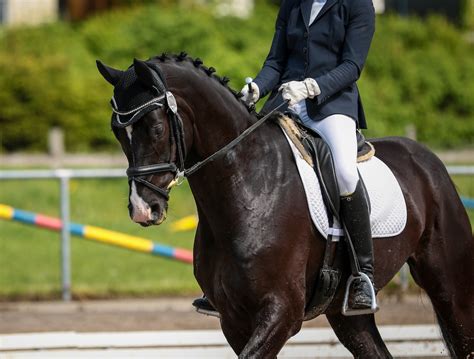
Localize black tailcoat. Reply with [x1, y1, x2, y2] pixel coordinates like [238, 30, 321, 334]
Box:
[254, 0, 375, 128]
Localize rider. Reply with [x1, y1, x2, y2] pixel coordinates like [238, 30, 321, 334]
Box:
[194, 0, 376, 313]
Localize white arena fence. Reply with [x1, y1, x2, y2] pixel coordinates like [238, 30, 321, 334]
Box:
[0, 325, 448, 358]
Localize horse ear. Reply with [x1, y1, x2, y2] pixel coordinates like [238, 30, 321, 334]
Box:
[133, 58, 156, 89]
[96, 60, 123, 86]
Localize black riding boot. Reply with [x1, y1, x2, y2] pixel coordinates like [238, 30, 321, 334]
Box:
[340, 180, 375, 309]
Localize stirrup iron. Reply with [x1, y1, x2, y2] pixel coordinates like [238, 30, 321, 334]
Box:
[195, 307, 221, 318]
[342, 272, 379, 316]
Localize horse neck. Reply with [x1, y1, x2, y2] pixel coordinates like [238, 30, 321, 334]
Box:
[163, 62, 254, 159]
[164, 61, 283, 232]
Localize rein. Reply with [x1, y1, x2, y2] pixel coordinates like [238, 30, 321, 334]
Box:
[183, 101, 287, 177]
[111, 62, 286, 200]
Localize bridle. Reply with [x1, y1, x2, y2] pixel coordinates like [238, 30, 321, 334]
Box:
[111, 62, 187, 201]
[111, 61, 286, 201]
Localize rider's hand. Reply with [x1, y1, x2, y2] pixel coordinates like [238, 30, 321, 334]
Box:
[279, 78, 321, 106]
[240, 82, 260, 105]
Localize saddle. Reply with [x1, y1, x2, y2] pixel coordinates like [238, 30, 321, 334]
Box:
[279, 113, 374, 220]
[277, 113, 375, 320]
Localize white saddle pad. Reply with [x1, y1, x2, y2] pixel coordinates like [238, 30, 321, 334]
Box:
[283, 132, 407, 239]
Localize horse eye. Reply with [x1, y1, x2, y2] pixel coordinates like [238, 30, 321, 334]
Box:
[152, 123, 164, 136]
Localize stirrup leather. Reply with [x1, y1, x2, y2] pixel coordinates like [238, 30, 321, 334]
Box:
[342, 272, 379, 316]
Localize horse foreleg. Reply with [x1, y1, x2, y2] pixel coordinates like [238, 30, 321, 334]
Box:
[326, 312, 392, 358]
[227, 296, 304, 358]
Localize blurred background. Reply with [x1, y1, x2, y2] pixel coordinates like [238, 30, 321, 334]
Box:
[0, 0, 473, 341]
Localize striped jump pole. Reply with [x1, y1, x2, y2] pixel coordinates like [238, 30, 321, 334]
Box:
[0, 204, 193, 264]
[170, 215, 198, 232]
[461, 196, 474, 209]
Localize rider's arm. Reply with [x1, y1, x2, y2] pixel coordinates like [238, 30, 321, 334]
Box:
[253, 0, 294, 98]
[312, 0, 375, 105]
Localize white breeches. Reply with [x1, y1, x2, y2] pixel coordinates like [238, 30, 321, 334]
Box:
[291, 102, 359, 196]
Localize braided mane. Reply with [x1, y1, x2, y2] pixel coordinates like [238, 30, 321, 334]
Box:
[149, 52, 255, 114]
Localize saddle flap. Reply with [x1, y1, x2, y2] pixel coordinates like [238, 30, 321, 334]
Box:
[277, 114, 340, 219]
[305, 136, 341, 219]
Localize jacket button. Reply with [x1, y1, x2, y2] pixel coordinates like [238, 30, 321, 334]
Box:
[303, 47, 307, 54]
[304, 32, 308, 38]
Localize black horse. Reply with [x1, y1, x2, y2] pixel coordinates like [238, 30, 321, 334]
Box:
[97, 54, 473, 358]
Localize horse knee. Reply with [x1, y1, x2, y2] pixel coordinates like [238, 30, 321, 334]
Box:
[238, 298, 304, 358]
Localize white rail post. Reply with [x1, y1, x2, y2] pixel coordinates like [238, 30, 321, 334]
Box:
[400, 263, 409, 291]
[58, 170, 71, 301]
[48, 128, 65, 168]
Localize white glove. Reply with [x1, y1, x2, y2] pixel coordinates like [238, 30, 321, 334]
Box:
[240, 82, 260, 105]
[279, 78, 321, 106]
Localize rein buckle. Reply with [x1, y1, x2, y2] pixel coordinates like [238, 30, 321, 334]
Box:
[167, 171, 185, 190]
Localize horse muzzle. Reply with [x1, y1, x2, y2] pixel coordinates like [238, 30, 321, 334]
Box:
[129, 181, 168, 226]
[129, 203, 167, 226]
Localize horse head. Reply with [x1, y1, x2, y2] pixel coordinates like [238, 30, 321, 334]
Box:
[97, 54, 256, 228]
[97, 58, 188, 226]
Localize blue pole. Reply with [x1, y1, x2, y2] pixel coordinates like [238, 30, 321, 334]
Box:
[461, 197, 474, 209]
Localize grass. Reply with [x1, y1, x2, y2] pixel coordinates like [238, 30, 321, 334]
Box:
[0, 174, 472, 300]
[0, 179, 199, 300]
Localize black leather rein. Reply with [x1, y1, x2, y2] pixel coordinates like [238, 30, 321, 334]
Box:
[182, 100, 288, 177]
[117, 97, 286, 200]
[112, 64, 286, 201]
